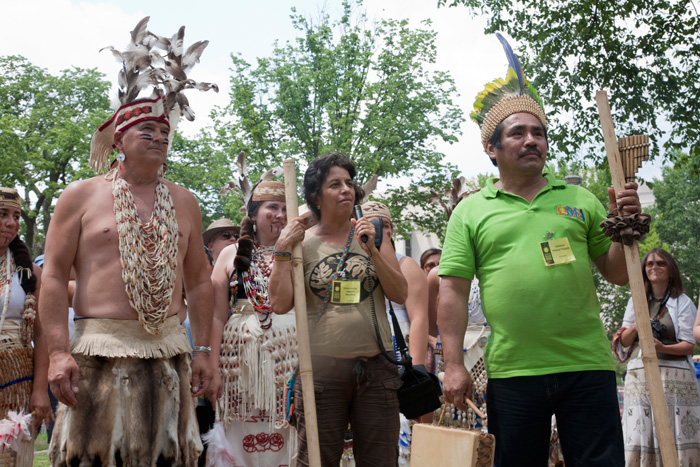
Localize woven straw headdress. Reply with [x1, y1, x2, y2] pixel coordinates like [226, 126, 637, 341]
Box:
[0, 188, 21, 210]
[361, 201, 392, 222]
[471, 33, 546, 150]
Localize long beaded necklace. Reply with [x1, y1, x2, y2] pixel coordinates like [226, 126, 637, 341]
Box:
[313, 225, 355, 326]
[0, 250, 13, 333]
[111, 169, 179, 335]
[241, 244, 274, 329]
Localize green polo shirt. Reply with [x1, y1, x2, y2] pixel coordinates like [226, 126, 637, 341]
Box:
[440, 173, 615, 378]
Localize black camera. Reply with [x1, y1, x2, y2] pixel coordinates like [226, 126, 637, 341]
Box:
[650, 319, 666, 340]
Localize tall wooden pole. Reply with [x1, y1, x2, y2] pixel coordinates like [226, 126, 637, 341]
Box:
[283, 159, 321, 467]
[596, 91, 678, 467]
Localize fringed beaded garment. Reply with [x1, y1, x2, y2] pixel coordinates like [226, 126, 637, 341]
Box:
[215, 245, 298, 467]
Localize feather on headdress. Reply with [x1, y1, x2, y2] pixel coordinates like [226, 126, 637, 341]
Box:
[219, 152, 284, 213]
[471, 33, 546, 150]
[90, 17, 219, 173]
[429, 176, 480, 220]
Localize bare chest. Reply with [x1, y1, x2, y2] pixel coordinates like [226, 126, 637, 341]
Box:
[79, 185, 189, 254]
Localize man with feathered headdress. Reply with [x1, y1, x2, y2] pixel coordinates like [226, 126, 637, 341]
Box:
[39, 18, 217, 466]
[437, 34, 642, 466]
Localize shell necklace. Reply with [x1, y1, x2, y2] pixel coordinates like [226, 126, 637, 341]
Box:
[112, 170, 178, 335]
[241, 244, 274, 329]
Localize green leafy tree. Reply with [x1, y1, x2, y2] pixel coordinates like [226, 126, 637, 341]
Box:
[166, 132, 246, 229]
[203, 0, 464, 233]
[379, 172, 491, 243]
[0, 56, 112, 254]
[438, 0, 700, 172]
[647, 162, 700, 301]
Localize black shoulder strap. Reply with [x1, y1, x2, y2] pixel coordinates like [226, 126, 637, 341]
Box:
[367, 269, 412, 368]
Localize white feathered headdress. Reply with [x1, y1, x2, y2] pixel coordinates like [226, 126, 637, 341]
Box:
[90, 17, 218, 173]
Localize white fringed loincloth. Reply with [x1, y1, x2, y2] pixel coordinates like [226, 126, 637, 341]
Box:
[49, 315, 201, 467]
[217, 301, 298, 430]
[70, 314, 191, 358]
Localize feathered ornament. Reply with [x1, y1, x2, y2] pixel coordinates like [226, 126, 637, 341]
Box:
[429, 176, 480, 220]
[470, 33, 547, 150]
[201, 423, 236, 467]
[219, 151, 283, 212]
[90, 17, 218, 173]
[0, 411, 32, 454]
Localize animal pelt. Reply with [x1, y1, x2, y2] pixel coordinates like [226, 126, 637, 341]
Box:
[49, 353, 201, 467]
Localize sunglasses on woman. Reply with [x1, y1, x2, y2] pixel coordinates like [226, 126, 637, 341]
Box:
[645, 260, 667, 268]
[219, 232, 239, 240]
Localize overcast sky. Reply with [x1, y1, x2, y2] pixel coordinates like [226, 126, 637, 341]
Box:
[0, 0, 663, 182]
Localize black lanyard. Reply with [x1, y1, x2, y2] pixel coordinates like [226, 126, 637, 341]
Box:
[649, 289, 671, 322]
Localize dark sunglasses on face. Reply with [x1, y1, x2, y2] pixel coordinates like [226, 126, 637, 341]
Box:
[424, 262, 438, 271]
[645, 260, 667, 268]
[220, 232, 239, 240]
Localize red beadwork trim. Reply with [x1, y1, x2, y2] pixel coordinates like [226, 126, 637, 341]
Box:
[116, 105, 153, 127]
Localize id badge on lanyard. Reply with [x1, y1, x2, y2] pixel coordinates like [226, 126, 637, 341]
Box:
[539, 234, 576, 267]
[331, 275, 361, 304]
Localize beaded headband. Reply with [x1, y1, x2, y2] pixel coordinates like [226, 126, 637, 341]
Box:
[90, 96, 170, 173]
[471, 33, 547, 150]
[0, 188, 21, 210]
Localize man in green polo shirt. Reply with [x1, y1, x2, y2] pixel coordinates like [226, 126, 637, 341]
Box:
[438, 35, 642, 467]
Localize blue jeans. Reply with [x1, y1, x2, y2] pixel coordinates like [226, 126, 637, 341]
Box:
[486, 370, 624, 467]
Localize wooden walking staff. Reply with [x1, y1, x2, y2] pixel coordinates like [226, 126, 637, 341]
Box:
[595, 90, 678, 467]
[282, 158, 321, 467]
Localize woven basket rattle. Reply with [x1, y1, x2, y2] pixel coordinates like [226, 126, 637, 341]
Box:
[411, 401, 495, 467]
[412, 323, 494, 466]
[0, 337, 35, 467]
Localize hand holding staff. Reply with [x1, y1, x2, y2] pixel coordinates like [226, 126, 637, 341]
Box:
[596, 90, 678, 467]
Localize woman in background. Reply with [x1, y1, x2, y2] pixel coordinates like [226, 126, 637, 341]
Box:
[207, 181, 297, 467]
[614, 248, 700, 466]
[419, 248, 441, 276]
[0, 187, 51, 466]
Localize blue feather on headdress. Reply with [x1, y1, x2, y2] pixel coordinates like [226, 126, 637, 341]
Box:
[470, 33, 544, 126]
[496, 32, 525, 95]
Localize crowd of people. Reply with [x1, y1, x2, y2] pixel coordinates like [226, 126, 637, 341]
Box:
[2, 19, 699, 467]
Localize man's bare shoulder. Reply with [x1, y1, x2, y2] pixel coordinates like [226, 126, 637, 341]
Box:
[163, 179, 199, 208]
[61, 176, 110, 200]
[55, 176, 110, 213]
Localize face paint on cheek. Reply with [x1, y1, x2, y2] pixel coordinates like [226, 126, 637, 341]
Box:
[140, 133, 153, 141]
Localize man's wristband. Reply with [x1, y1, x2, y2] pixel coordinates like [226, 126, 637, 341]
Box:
[273, 251, 293, 261]
[193, 346, 211, 356]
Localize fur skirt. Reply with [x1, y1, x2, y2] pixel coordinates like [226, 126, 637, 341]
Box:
[49, 317, 201, 466]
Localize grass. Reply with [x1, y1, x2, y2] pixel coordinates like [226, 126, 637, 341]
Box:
[33, 453, 50, 467]
[35, 432, 48, 451]
[33, 431, 49, 466]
